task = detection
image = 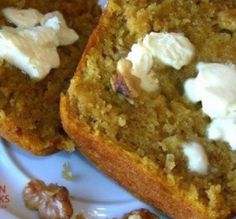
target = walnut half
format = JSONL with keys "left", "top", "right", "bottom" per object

{"left": 111, "top": 59, "right": 141, "bottom": 102}
{"left": 23, "top": 179, "right": 73, "bottom": 219}
{"left": 122, "top": 209, "right": 159, "bottom": 219}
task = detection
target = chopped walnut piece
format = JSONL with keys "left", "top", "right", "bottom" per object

{"left": 23, "top": 179, "right": 73, "bottom": 219}
{"left": 24, "top": 179, "right": 46, "bottom": 210}
{"left": 111, "top": 59, "right": 141, "bottom": 100}
{"left": 122, "top": 209, "right": 159, "bottom": 219}
{"left": 111, "top": 73, "right": 130, "bottom": 97}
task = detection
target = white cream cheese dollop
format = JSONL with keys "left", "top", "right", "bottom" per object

{"left": 126, "top": 43, "right": 158, "bottom": 92}
{"left": 18, "top": 26, "right": 59, "bottom": 46}
{"left": 0, "top": 8, "right": 79, "bottom": 80}
{"left": 183, "top": 142, "right": 209, "bottom": 175}
{"left": 184, "top": 62, "right": 236, "bottom": 150}
{"left": 0, "top": 29, "right": 60, "bottom": 79}
{"left": 207, "top": 113, "right": 236, "bottom": 150}
{"left": 143, "top": 32, "right": 195, "bottom": 70}
{"left": 41, "top": 11, "right": 79, "bottom": 46}
{"left": 122, "top": 32, "right": 194, "bottom": 93}
{"left": 184, "top": 62, "right": 236, "bottom": 119}
{"left": 2, "top": 8, "right": 43, "bottom": 28}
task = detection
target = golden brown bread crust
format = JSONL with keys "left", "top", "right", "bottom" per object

{"left": 0, "top": 0, "right": 101, "bottom": 155}
{"left": 61, "top": 94, "right": 210, "bottom": 219}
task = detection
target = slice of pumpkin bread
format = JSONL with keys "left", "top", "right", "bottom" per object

{"left": 0, "top": 0, "right": 101, "bottom": 155}
{"left": 61, "top": 0, "right": 236, "bottom": 218}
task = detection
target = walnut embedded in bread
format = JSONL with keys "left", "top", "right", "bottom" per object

{"left": 23, "top": 179, "right": 73, "bottom": 219}
{"left": 111, "top": 59, "right": 141, "bottom": 101}
{"left": 111, "top": 73, "right": 131, "bottom": 97}
{"left": 122, "top": 209, "right": 159, "bottom": 219}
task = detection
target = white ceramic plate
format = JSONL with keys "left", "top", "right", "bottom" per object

{"left": 0, "top": 0, "right": 169, "bottom": 218}
{"left": 0, "top": 139, "right": 168, "bottom": 219}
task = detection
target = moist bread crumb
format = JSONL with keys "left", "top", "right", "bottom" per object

{"left": 61, "top": 0, "right": 236, "bottom": 218}
{"left": 0, "top": 0, "right": 101, "bottom": 155}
